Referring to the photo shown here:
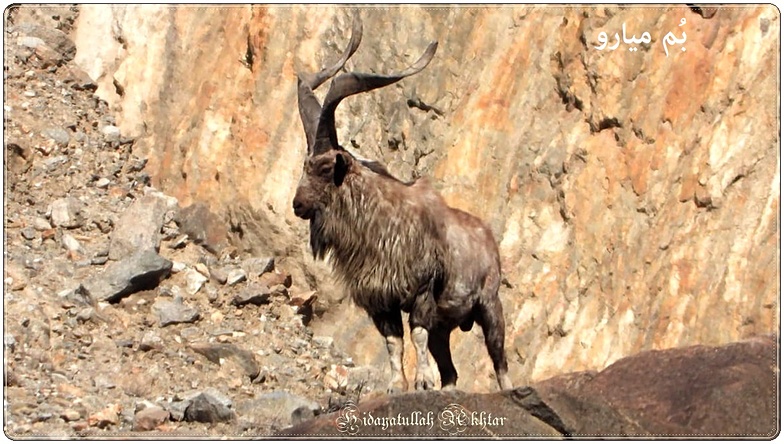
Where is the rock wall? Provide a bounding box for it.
[71,5,780,390]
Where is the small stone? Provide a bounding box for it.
[5,263,28,291]
[152,297,200,327]
[260,271,293,289]
[91,256,108,266]
[41,127,70,146]
[184,268,208,295]
[241,257,275,277]
[226,268,247,286]
[61,64,97,91]
[75,307,94,323]
[101,125,121,141]
[194,262,210,277]
[134,400,159,414]
[95,246,110,259]
[61,409,81,422]
[167,400,189,422]
[71,421,89,431]
[59,285,92,307]
[43,155,68,171]
[87,403,121,429]
[179,327,201,341]
[313,336,334,349]
[289,291,318,325]
[50,197,83,229]
[291,406,316,425]
[170,234,188,249]
[324,365,350,392]
[171,261,186,273]
[20,227,36,240]
[232,283,271,307]
[33,44,64,68]
[209,267,228,285]
[32,217,52,231]
[94,178,111,189]
[190,342,260,379]
[18,36,45,49]
[4,334,17,352]
[210,311,224,324]
[133,406,169,431]
[158,286,176,298]
[114,339,134,349]
[139,331,163,351]
[36,141,54,155]
[61,233,82,252]
[93,375,116,390]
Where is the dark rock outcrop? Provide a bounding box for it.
[279,335,778,438]
[81,249,172,303]
[534,334,779,438]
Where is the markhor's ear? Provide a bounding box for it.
[333,151,351,186]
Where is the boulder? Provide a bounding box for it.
[181,389,235,424]
[81,249,172,303]
[279,336,778,438]
[109,194,170,260]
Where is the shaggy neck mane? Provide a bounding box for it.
[310,159,444,311]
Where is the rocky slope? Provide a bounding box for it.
[4,6,381,437]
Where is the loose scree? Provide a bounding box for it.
[292,19,513,393]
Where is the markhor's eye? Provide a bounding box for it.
[319,166,333,176]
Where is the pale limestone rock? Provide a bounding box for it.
[72,5,780,390]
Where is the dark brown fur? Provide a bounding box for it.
[294,149,509,389]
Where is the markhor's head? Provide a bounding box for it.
[291,18,437,222]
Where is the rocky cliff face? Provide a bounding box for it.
[71,5,779,390]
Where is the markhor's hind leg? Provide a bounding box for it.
[371,311,409,393]
[427,327,458,390]
[477,296,512,391]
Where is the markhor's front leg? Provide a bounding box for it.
[411,326,435,390]
[372,312,408,393]
[385,335,408,393]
